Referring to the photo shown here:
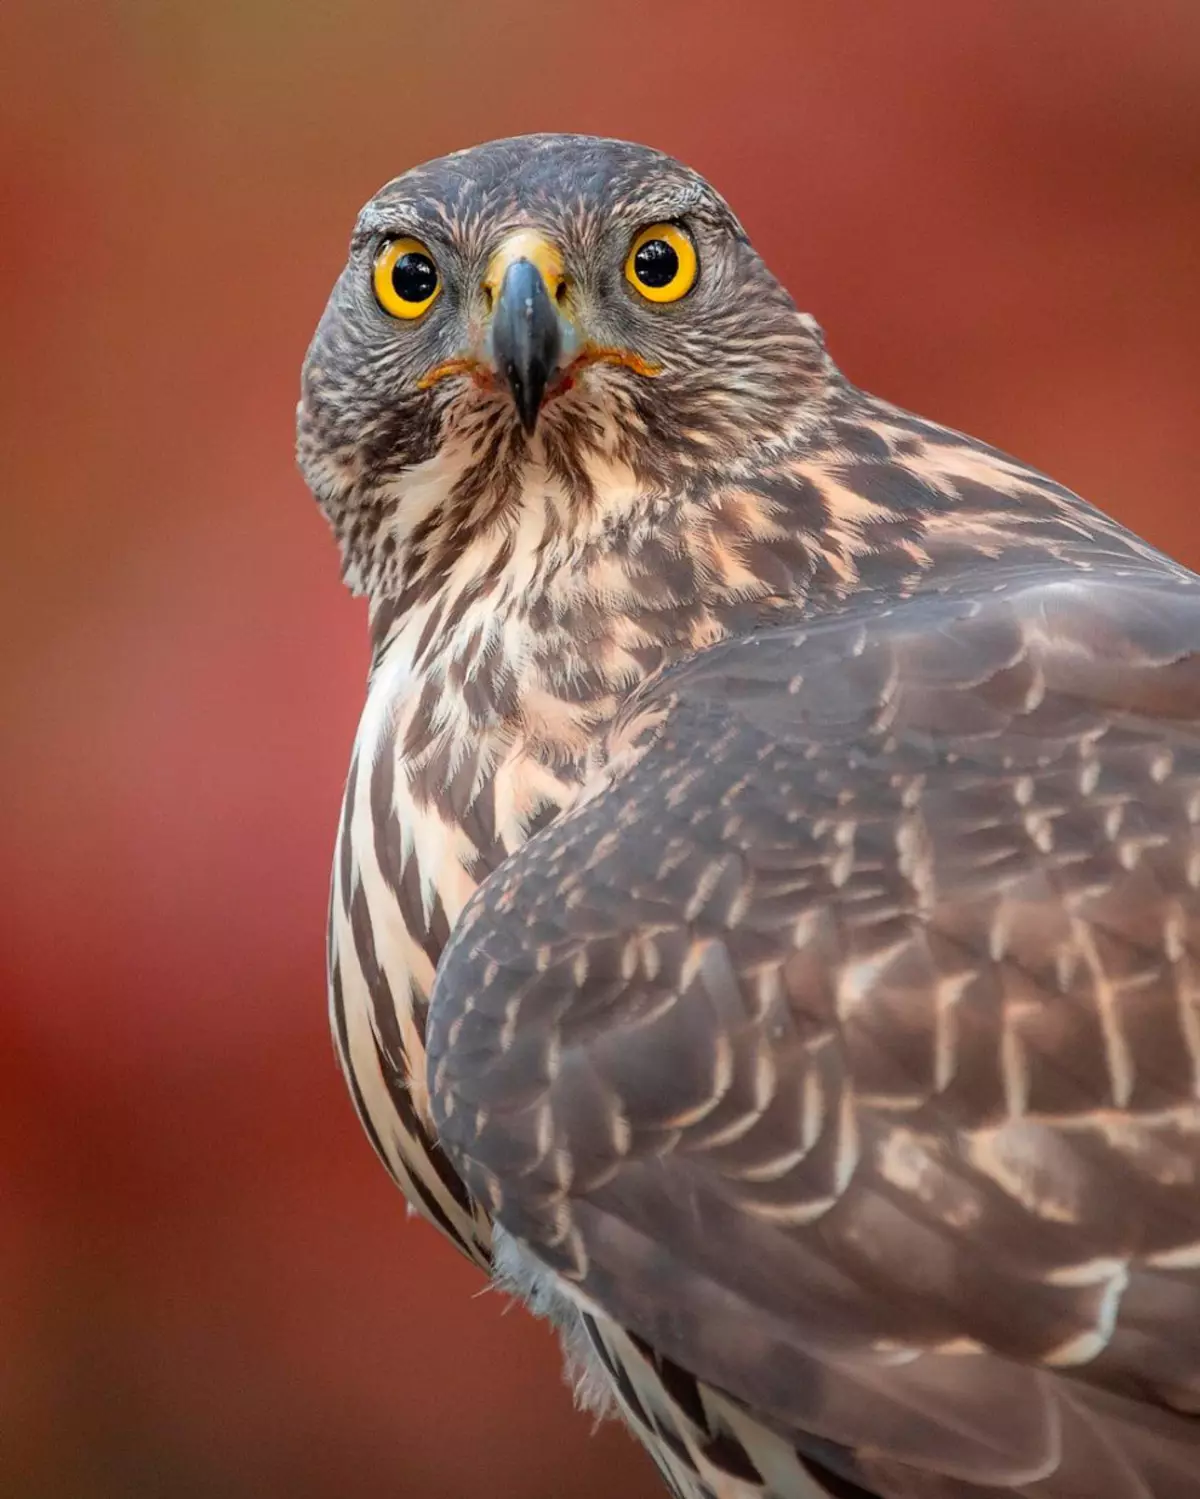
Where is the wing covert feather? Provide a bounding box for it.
[428,572,1200,1496]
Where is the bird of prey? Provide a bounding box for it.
[296,133,1200,1499]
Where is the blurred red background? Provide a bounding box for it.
[3,3,1199,1496]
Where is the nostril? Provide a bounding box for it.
[482,282,495,311]
[555,280,568,305]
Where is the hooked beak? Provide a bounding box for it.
[491,259,562,433]
[483,231,572,434]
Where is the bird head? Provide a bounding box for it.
[298,134,830,597]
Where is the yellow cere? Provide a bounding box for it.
[373,237,441,319]
[484,230,566,305]
[624,222,697,303]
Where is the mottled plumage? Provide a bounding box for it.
[298,133,1200,1498]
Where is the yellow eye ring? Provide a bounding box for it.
[373,237,441,319]
[624,223,697,303]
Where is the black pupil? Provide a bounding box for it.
[634,238,680,289]
[392,251,437,303]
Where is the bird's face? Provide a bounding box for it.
[298,134,826,594]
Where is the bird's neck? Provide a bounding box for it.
[364,384,1168,716]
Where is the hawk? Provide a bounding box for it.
[297,134,1200,1498]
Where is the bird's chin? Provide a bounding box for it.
[464,365,591,443]
[426,344,655,441]
[530,348,657,429]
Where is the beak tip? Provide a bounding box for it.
[500,363,542,434]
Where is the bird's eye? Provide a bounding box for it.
[625,223,697,303]
[373,238,441,319]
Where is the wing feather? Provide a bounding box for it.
[429,570,1200,1496]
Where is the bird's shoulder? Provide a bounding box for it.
[427,559,1200,1496]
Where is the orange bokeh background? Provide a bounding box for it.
[3,4,1199,1496]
